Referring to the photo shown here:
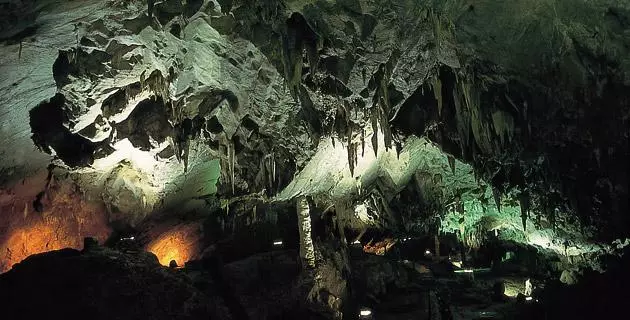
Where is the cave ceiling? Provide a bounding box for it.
[0,0,628,243]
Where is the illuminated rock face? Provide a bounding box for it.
[0,173,110,273]
[2,0,311,220]
[146,223,202,267]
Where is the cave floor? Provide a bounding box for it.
[348,245,542,320]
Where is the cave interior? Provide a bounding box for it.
[0,0,629,319]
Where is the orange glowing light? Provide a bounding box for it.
[0,178,111,273]
[146,224,200,267]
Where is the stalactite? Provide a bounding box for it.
[447,155,455,174]
[492,187,501,212]
[354,143,358,168]
[272,152,276,186]
[452,84,471,157]
[381,105,393,150]
[594,149,601,168]
[170,136,181,162]
[228,141,235,194]
[371,108,379,156]
[361,128,365,157]
[268,156,273,191]
[347,142,355,176]
[183,140,190,172]
[457,197,464,216]
[432,77,443,116]
[519,191,530,231]
[347,120,354,175]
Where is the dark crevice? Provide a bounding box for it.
[29,94,97,167]
[113,96,173,151]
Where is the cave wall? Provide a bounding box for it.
[0,170,111,272]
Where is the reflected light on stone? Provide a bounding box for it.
[0,211,110,273]
[0,179,111,273]
[146,224,200,267]
[355,203,373,223]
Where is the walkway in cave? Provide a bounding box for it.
[347,238,542,320]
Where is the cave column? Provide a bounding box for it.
[297,196,316,268]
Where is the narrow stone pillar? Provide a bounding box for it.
[297,197,315,268]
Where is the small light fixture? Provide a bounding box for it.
[525,296,533,301]
[425,249,431,255]
[273,240,283,246]
[454,269,474,273]
[353,239,361,245]
[359,308,372,317]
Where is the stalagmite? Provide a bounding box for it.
[296,197,315,268]
[371,109,379,156]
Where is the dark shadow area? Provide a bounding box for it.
[114,96,173,151]
[29,94,97,167]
